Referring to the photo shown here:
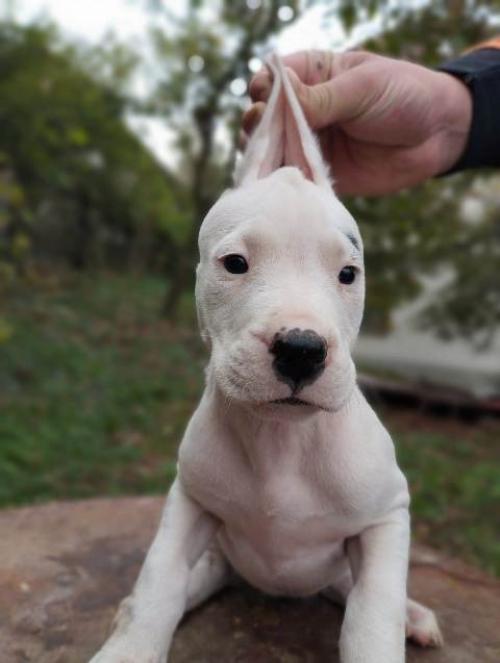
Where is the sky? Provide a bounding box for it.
[10,1,387,168]
[15,1,354,50]
[16,0,150,43]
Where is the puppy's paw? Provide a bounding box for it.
[406,599,444,648]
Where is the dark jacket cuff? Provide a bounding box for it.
[438,48,500,173]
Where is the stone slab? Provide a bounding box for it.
[0,497,499,662]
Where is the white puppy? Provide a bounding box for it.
[90,55,443,663]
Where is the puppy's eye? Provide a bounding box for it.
[338,265,356,285]
[223,254,248,274]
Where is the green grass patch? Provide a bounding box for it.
[0,273,204,503]
[385,409,500,576]
[1,273,499,576]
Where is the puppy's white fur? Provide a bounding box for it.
[90,56,442,663]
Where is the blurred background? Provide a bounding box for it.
[0,0,499,575]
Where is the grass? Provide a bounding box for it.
[1,272,499,576]
[384,408,500,576]
[0,272,205,503]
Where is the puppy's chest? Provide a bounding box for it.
[249,472,326,524]
[182,450,365,541]
[246,474,356,551]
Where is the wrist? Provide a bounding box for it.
[433,71,472,175]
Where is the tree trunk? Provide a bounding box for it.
[161,105,217,320]
[72,191,92,271]
[160,22,259,320]
[161,250,196,318]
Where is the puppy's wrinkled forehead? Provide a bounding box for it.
[199,167,361,257]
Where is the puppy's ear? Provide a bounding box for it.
[234,53,331,189]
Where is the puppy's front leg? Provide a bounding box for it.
[90,479,217,663]
[339,511,410,663]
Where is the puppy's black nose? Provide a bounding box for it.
[270,328,327,391]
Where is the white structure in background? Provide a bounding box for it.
[355,179,500,399]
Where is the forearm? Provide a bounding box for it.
[90,479,217,662]
[340,514,410,663]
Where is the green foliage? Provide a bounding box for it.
[0,274,204,503]
[350,178,470,333]
[0,22,189,273]
[391,412,500,576]
[0,152,31,285]
[418,181,500,348]
[361,0,492,65]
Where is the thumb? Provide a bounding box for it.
[287,67,371,130]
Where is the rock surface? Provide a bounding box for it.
[0,497,499,662]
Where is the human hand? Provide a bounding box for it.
[242,50,472,196]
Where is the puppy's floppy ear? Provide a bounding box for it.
[234,53,331,189]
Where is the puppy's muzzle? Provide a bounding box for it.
[270,328,327,392]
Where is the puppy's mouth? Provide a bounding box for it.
[271,397,311,407]
[269,397,332,412]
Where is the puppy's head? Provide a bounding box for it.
[196,56,364,418]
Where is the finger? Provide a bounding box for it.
[248,50,372,102]
[280,50,334,84]
[278,49,371,83]
[249,69,272,101]
[238,129,248,151]
[249,50,332,101]
[287,67,378,130]
[241,101,266,136]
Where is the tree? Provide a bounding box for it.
[0,153,30,281]
[0,21,188,273]
[137,0,304,314]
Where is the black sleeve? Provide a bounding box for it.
[438,48,500,173]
